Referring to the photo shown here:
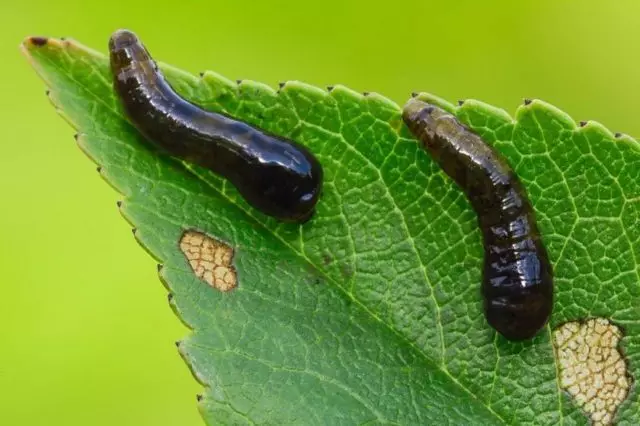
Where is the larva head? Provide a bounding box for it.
[109,29,154,76]
[237,143,324,223]
[484,287,553,341]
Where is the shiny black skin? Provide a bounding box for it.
[109,30,323,222]
[403,99,553,341]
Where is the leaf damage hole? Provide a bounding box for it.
[179,230,237,292]
[553,318,631,425]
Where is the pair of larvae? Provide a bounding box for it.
[109,30,553,341]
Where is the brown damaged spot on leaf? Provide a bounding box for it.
[179,230,237,292]
[553,318,631,426]
[28,36,49,47]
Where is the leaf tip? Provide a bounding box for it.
[26,36,49,47]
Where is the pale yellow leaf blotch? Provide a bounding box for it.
[553,318,631,425]
[179,230,237,292]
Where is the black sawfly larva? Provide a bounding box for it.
[403,98,553,341]
[109,30,323,223]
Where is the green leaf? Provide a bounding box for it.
[23,36,640,425]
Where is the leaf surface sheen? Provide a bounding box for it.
[23,37,640,425]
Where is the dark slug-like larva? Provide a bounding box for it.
[108,30,323,222]
[403,98,553,340]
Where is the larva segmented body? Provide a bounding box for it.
[109,30,323,223]
[403,98,553,340]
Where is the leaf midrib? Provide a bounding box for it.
[284,104,447,367]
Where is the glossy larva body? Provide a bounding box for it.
[403,98,553,341]
[109,30,323,223]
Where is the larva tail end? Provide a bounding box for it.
[403,97,426,118]
[109,29,152,73]
[403,98,439,125]
[109,29,139,51]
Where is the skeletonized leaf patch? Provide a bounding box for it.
[554,318,631,425]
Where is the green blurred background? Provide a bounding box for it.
[2,1,639,424]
